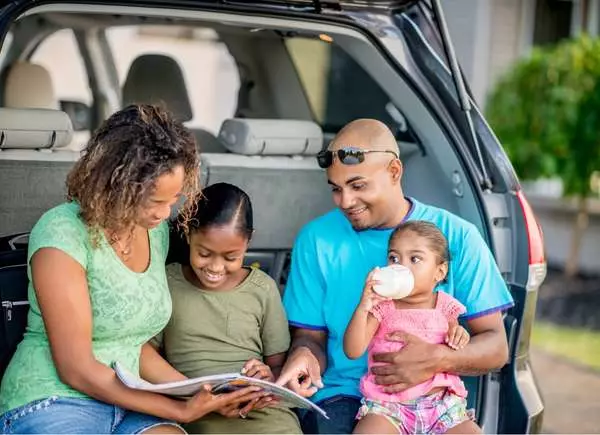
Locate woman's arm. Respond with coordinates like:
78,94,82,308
32,248,262,423
140,343,188,384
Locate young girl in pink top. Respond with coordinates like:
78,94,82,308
344,221,480,434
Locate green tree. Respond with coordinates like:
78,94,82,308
487,35,600,276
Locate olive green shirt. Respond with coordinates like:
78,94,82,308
157,264,290,377
158,264,300,434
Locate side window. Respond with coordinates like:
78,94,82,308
30,29,92,150
286,38,330,122
106,26,240,134
31,29,92,106
0,31,13,67
286,38,418,143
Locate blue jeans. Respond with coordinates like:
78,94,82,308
0,396,182,434
299,395,361,434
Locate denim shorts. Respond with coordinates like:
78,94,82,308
0,396,183,434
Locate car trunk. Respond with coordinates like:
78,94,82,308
0,1,545,432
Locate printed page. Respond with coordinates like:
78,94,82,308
113,361,328,418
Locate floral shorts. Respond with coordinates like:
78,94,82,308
356,390,475,434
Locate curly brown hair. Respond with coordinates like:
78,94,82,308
66,104,200,241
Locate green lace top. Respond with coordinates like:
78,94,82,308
0,202,172,413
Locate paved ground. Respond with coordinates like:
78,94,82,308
537,268,600,331
531,347,600,434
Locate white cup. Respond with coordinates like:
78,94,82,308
371,264,414,299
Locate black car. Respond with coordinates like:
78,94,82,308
0,1,546,433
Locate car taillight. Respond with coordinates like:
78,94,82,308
516,190,547,290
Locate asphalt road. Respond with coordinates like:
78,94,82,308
531,347,600,434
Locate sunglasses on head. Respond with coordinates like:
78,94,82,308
316,146,399,169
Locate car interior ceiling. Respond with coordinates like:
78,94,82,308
0,8,484,235
9,8,492,225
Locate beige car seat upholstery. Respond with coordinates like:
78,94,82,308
3,62,58,109
122,54,228,153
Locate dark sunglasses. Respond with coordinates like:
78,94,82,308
316,147,399,169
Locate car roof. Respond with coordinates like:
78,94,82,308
12,0,420,14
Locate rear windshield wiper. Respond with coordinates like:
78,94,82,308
429,0,492,190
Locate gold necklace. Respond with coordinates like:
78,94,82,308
119,243,132,256
109,229,134,257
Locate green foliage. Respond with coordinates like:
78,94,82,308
532,321,600,370
487,35,600,196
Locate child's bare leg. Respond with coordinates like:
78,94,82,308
445,420,482,434
354,413,398,434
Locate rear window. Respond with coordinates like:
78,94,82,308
285,37,419,144
106,25,239,134
31,29,92,106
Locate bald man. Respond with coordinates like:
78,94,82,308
276,119,513,434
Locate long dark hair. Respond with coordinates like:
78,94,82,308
168,182,253,264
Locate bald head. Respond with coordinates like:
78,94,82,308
329,119,399,154
324,119,407,230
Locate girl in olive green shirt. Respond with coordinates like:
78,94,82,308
156,182,301,434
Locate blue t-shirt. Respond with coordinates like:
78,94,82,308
283,197,514,403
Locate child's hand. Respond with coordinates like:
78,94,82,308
359,270,390,312
242,358,275,382
446,323,470,350
236,358,279,417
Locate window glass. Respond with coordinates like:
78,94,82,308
107,26,240,134
31,29,92,105
0,31,13,67
286,37,418,144
533,0,573,46
30,29,92,150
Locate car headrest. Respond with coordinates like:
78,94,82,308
0,108,73,150
3,62,58,110
218,119,323,156
122,54,193,123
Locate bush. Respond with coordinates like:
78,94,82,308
487,35,600,197
487,35,600,276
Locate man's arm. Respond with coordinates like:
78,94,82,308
289,327,328,372
439,311,508,375
371,311,508,392
434,224,512,374
275,328,327,397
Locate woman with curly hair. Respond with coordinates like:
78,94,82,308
0,105,264,434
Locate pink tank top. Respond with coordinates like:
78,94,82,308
360,291,468,402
